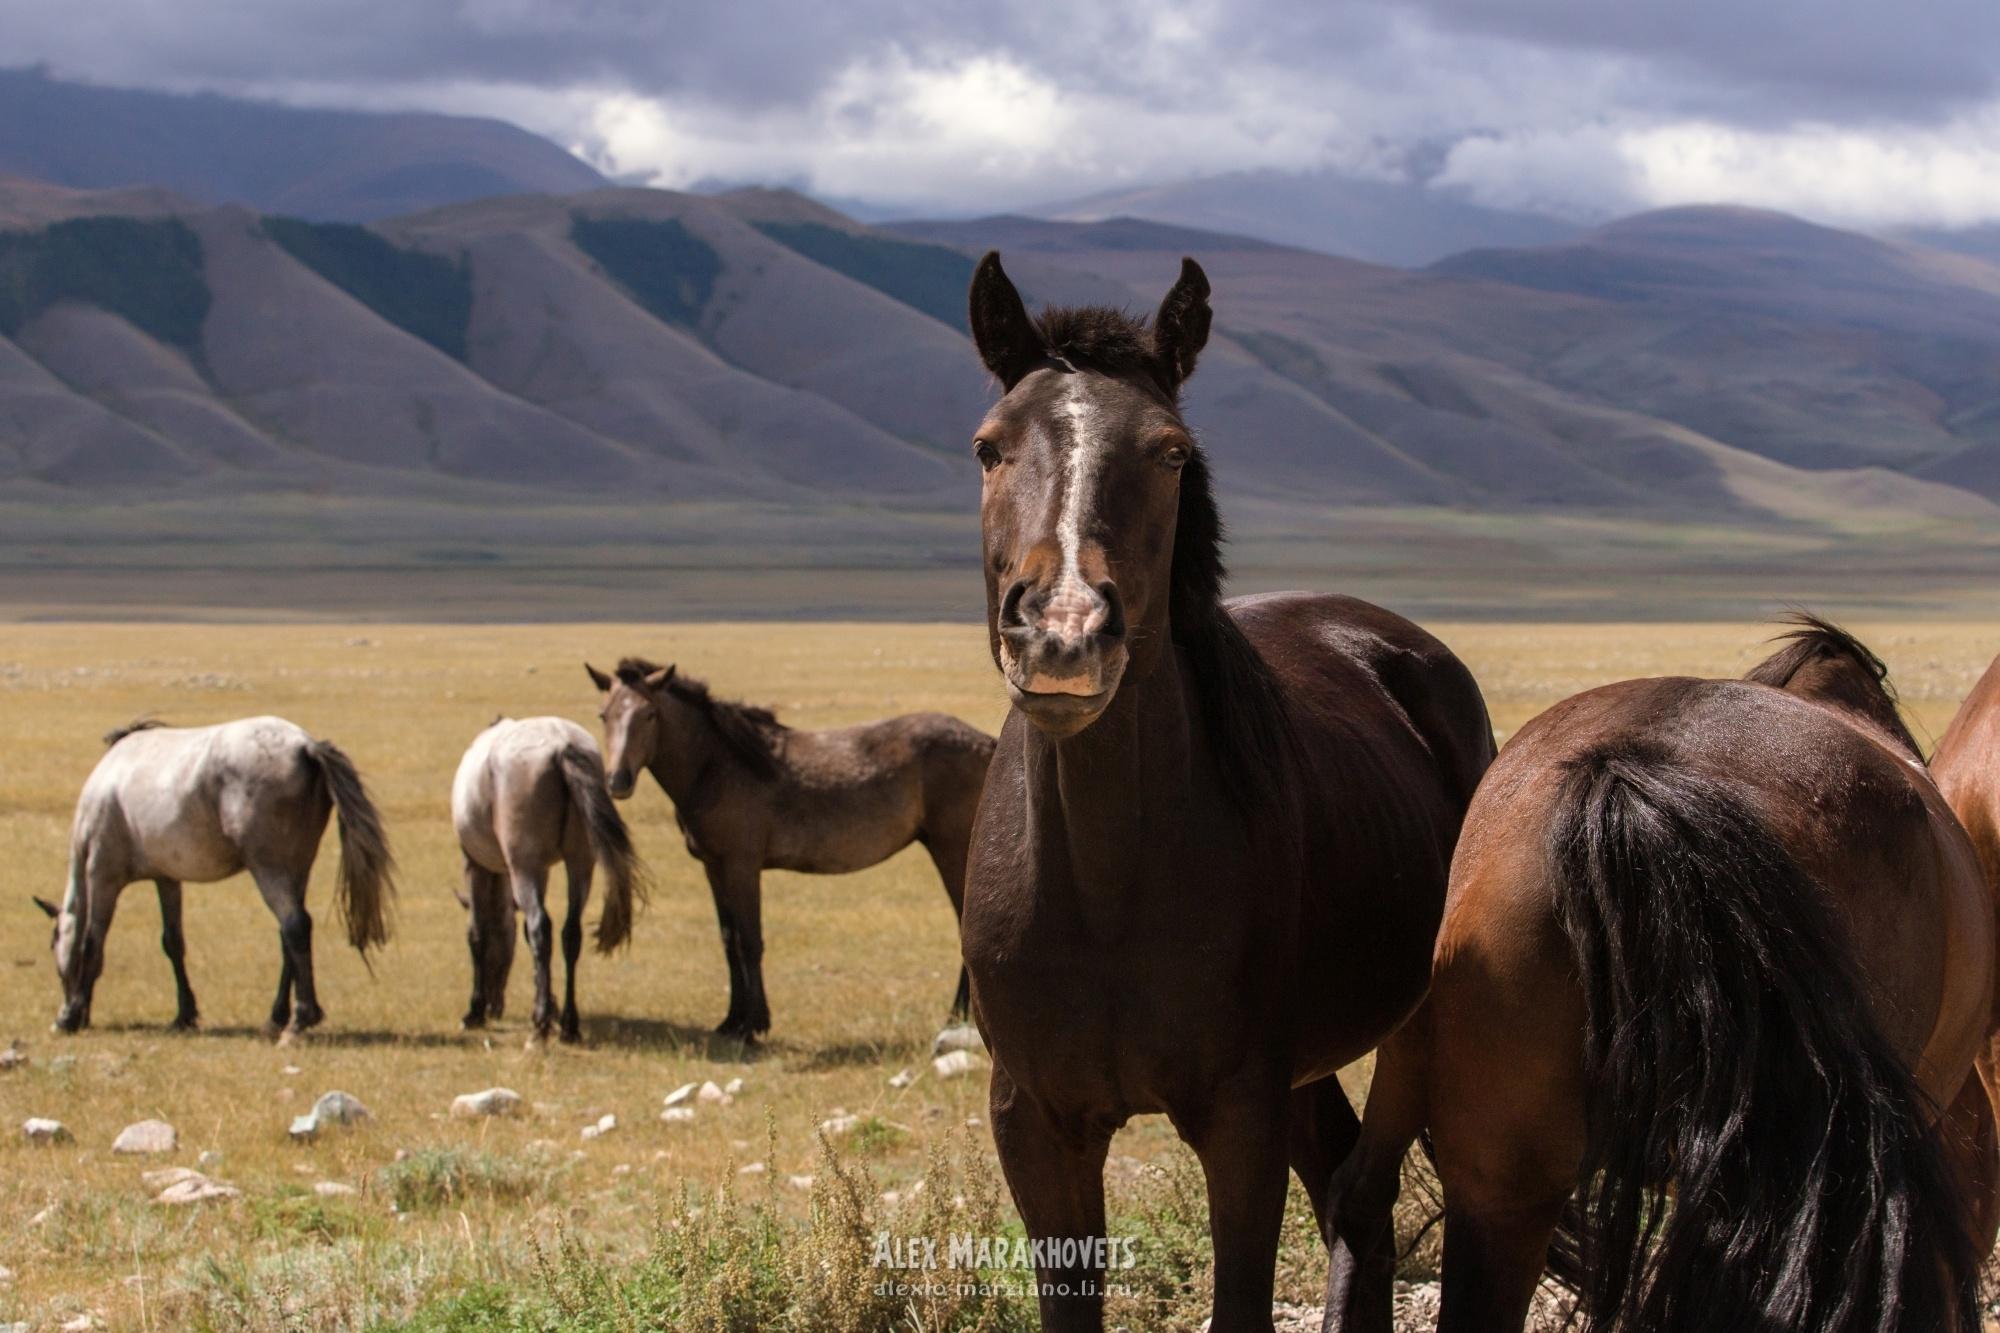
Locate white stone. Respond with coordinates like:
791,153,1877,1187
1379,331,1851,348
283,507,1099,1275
0,1264,13,1284
289,1114,320,1142
112,1119,177,1155
737,1161,765,1176
662,1081,698,1108
450,1087,521,1118
660,1107,696,1125
581,1115,617,1142
932,1049,989,1080
931,1024,986,1056
696,1080,727,1104
887,1068,915,1089
612,1163,633,1177
312,1181,357,1198
819,1113,861,1138
23,1118,69,1144
311,1091,369,1125
155,1172,239,1206
141,1166,203,1191
723,1077,745,1096
198,1150,222,1168
281,1065,302,1076
0,1044,25,1071
61,1316,94,1332
788,1174,814,1191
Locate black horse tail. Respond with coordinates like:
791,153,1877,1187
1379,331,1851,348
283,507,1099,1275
306,739,397,954
558,744,648,952
1548,740,1977,1333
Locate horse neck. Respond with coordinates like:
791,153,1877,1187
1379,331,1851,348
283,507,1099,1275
1020,647,1194,931
646,695,722,803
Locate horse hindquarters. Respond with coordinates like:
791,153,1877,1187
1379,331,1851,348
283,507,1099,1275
1545,744,1978,1333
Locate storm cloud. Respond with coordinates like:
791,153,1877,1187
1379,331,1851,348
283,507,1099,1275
6,0,1998,226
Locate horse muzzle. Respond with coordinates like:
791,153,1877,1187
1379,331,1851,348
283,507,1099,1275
997,576,1127,733
606,768,636,801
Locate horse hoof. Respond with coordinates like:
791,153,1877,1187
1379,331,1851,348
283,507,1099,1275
168,1018,200,1034
461,1014,486,1031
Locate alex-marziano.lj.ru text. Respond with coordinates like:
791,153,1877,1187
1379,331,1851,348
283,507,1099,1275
871,1233,1139,1272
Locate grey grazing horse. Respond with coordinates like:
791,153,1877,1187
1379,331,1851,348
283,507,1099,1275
33,716,395,1038
452,716,646,1044
588,658,995,1040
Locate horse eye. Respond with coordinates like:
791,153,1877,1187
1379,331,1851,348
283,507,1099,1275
973,440,1001,472
1162,445,1189,471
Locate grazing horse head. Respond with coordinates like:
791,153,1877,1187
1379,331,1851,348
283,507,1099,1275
967,252,1213,737
587,660,673,799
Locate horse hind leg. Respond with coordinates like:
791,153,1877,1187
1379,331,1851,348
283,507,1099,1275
461,859,513,1029
251,866,321,1039
917,829,973,1024
511,865,556,1045
558,851,592,1044
1321,1020,1430,1333
155,878,199,1031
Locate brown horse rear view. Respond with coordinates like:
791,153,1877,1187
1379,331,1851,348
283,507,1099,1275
1932,648,2000,1252
1324,617,1991,1333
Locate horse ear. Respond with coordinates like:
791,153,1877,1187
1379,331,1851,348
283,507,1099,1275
969,252,1042,389
585,663,612,692
1150,256,1211,390
32,896,57,919
643,667,673,692
452,886,470,910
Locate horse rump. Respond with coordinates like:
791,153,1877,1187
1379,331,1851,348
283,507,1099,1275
305,738,397,953
1549,740,1977,1333
557,743,647,952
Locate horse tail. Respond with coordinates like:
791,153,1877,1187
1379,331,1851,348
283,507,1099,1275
1549,740,1977,1333
558,743,647,953
305,739,397,954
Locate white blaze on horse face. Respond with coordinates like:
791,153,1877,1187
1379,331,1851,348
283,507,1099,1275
1042,381,1109,648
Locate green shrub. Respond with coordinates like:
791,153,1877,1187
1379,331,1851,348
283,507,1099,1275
261,217,472,359
375,1148,546,1212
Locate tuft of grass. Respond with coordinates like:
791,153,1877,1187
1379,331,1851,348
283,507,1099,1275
846,1114,910,1157
249,1187,380,1244
376,1149,549,1213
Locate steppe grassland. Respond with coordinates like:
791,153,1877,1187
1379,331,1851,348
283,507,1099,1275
0,620,1994,1329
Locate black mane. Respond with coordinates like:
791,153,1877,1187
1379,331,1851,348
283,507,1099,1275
103,717,165,748
1744,613,1922,758
617,657,787,781
1033,305,1168,393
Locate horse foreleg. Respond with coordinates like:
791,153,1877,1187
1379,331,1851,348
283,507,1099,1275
559,853,591,1044
704,861,769,1039
267,953,295,1036
252,867,320,1037
511,866,554,1044
1322,1020,1430,1333
1181,1075,1293,1333
154,878,198,1031
989,1062,1115,1333
918,830,973,1023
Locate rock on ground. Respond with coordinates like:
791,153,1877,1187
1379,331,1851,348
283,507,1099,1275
22,1118,69,1144
932,1024,985,1056
450,1087,522,1118
312,1091,370,1125
663,1081,697,1108
932,1049,988,1079
660,1107,696,1125
312,1181,357,1198
111,1119,177,1155
143,1167,239,1206
0,1043,25,1071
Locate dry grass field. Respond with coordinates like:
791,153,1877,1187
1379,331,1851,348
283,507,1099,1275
1,619,1996,1331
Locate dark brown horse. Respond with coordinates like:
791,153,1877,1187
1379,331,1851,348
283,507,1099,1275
1933,649,2000,1253
588,659,994,1040
1324,617,1993,1333
956,254,1496,1332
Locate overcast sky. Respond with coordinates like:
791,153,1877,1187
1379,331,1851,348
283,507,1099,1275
8,0,2000,228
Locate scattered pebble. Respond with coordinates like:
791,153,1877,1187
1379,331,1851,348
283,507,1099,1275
612,1163,632,1178
23,1118,70,1144
819,1113,861,1138
581,1114,617,1141
0,1264,13,1284
0,1043,25,1071
281,1065,302,1076
450,1087,522,1118
660,1107,696,1125
788,1174,814,1191
288,1114,320,1143
663,1082,698,1108
887,1068,915,1089
931,1024,986,1056
112,1119,177,1155
737,1162,765,1176
932,1049,989,1080
198,1150,222,1169
697,1080,731,1106
313,1181,357,1198
723,1077,745,1096
60,1315,94,1332
150,1169,239,1206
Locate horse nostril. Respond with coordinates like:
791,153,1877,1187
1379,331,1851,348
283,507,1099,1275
1096,582,1125,640
999,578,1033,630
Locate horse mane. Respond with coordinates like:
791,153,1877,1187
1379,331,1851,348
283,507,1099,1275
103,718,166,748
616,656,786,781
1033,305,1180,400
1743,612,1923,760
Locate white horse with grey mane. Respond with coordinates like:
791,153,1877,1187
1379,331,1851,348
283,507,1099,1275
33,716,396,1038
452,716,646,1044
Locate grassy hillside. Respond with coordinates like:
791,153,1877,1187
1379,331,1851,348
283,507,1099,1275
261,217,473,360
752,221,975,330
0,215,207,347
569,215,722,329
